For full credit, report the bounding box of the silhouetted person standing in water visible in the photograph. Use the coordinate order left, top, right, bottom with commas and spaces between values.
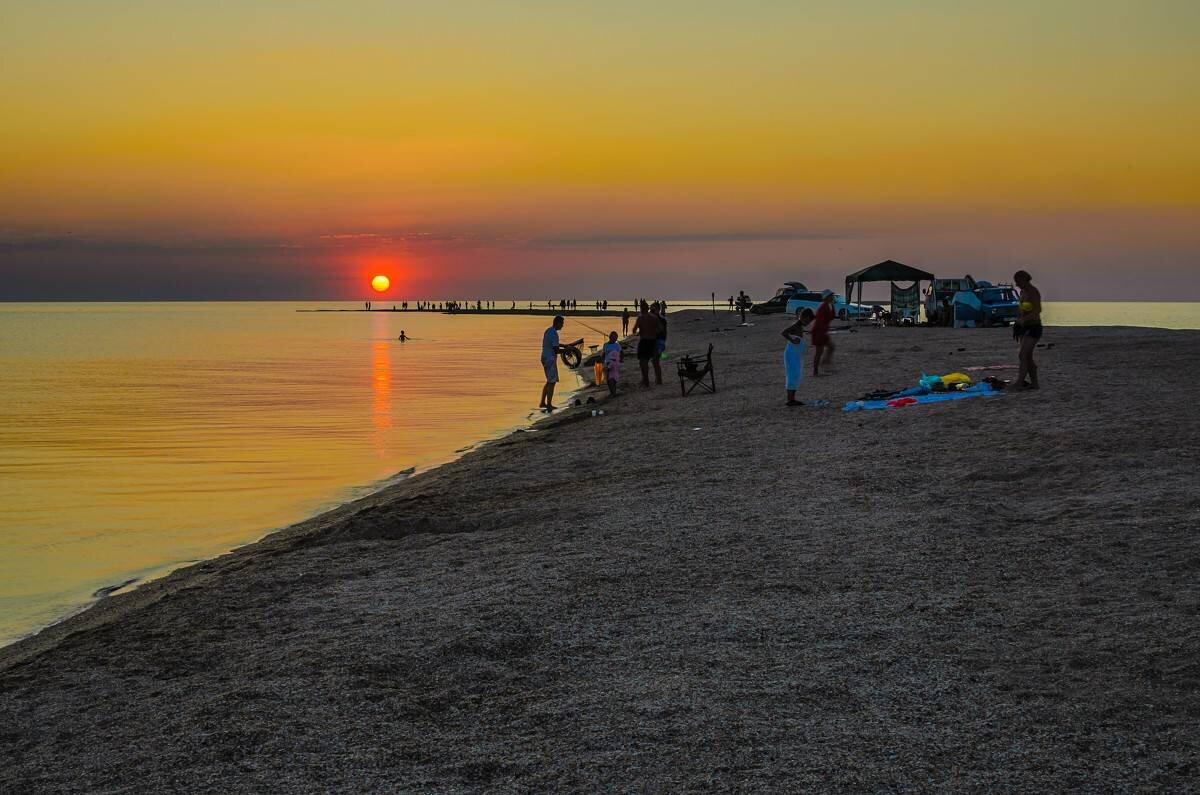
632, 301, 662, 387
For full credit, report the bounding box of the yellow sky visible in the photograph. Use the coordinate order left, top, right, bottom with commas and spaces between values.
1, 1, 1198, 297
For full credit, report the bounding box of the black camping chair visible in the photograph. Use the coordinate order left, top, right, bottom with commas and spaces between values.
676, 344, 715, 396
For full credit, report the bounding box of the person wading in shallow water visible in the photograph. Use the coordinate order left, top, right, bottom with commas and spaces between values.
539, 315, 567, 411
631, 301, 662, 387
1013, 270, 1043, 389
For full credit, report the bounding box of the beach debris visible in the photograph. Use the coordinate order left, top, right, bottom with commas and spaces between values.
691, 427, 702, 431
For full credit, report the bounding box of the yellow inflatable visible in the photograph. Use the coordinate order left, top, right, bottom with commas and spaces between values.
940, 372, 972, 386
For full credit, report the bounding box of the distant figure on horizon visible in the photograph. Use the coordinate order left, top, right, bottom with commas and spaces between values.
632, 301, 662, 387
811, 290, 835, 376
540, 315, 567, 411
782, 308, 814, 406
1013, 270, 1042, 389
621, 307, 630, 335
728, 295, 735, 310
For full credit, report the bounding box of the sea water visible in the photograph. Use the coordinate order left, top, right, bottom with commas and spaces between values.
0, 303, 594, 645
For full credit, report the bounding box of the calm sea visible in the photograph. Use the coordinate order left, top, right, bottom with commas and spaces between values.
0, 300, 1196, 645
0, 302, 593, 645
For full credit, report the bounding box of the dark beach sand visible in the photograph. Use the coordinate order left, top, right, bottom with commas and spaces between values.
3, 313, 1198, 792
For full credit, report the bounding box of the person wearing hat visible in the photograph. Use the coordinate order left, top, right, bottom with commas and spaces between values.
811, 289, 836, 375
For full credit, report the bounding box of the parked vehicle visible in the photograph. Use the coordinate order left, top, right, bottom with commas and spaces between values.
750, 281, 808, 314
948, 281, 1020, 327
973, 281, 1020, 325
785, 290, 871, 320
924, 276, 977, 325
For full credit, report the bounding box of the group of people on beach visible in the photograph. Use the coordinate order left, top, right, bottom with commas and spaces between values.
539, 301, 669, 411
539, 270, 1043, 411
779, 271, 1043, 404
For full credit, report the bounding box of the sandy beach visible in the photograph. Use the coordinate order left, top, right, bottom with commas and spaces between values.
3, 311, 1198, 791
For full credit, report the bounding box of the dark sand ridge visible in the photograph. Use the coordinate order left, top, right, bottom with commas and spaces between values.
2, 312, 1198, 791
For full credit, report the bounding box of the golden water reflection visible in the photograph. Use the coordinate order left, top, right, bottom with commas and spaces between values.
0, 303, 572, 645
372, 341, 393, 450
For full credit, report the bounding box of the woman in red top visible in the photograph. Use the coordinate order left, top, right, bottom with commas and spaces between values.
811, 290, 836, 376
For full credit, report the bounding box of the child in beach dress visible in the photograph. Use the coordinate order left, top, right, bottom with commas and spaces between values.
603, 332, 621, 397
781, 309, 814, 406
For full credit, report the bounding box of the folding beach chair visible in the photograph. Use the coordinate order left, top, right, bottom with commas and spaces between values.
677, 344, 715, 396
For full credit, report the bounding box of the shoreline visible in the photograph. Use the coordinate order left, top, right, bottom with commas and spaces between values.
3, 313, 1199, 789
0, 373, 590, 661
0, 398, 593, 670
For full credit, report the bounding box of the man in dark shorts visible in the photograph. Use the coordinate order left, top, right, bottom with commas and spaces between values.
539, 315, 567, 410
1012, 270, 1043, 389
653, 301, 668, 358
631, 301, 661, 387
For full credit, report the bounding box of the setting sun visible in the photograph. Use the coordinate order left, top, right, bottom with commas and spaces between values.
370, 274, 390, 293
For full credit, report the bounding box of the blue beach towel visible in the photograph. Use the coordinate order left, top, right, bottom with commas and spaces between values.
843, 384, 1000, 412
784, 340, 805, 390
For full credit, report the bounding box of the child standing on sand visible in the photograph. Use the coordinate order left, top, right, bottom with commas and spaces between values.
603, 331, 621, 396
781, 308, 814, 406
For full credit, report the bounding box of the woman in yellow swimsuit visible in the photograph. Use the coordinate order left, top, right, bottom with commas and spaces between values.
1012, 270, 1042, 389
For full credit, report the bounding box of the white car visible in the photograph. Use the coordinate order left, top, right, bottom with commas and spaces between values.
785, 291, 872, 320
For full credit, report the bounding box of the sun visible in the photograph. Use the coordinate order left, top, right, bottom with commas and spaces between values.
370, 274, 390, 292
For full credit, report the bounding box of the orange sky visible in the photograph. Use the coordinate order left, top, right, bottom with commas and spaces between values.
2, 1, 1198, 299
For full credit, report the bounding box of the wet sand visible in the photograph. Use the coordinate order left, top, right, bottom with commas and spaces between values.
3, 312, 1199, 791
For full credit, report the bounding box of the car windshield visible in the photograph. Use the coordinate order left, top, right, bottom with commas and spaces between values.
981, 288, 1016, 302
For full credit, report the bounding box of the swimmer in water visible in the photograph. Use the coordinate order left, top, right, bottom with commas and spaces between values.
398, 330, 407, 341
